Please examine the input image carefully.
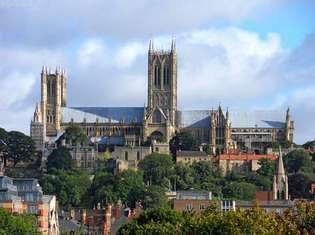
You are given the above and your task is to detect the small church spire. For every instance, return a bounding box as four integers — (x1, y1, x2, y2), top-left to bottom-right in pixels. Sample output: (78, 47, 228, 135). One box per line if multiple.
(277, 146, 285, 176)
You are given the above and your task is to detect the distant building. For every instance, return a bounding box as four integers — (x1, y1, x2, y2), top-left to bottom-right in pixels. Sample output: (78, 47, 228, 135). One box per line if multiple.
(112, 142, 170, 171)
(236, 200, 295, 214)
(0, 176, 59, 235)
(255, 148, 289, 202)
(173, 190, 212, 213)
(273, 148, 289, 200)
(31, 40, 294, 155)
(218, 153, 277, 175)
(176, 150, 210, 165)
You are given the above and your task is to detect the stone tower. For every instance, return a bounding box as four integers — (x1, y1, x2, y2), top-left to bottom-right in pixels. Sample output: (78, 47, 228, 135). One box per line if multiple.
(40, 66, 67, 137)
(147, 39, 177, 126)
(285, 108, 294, 142)
(30, 103, 44, 151)
(143, 40, 177, 142)
(273, 147, 289, 200)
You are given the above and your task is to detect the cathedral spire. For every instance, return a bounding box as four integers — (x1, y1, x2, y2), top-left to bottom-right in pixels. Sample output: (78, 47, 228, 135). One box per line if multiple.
(171, 38, 176, 52)
(149, 39, 154, 53)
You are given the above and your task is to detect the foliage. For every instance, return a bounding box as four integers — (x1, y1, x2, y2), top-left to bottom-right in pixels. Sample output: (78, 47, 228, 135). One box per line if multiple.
(169, 132, 198, 156)
(271, 140, 292, 149)
(119, 202, 315, 235)
(46, 146, 73, 173)
(0, 208, 40, 234)
(5, 131, 36, 166)
(142, 185, 169, 209)
(257, 158, 275, 178)
(302, 140, 315, 149)
(41, 170, 91, 209)
(284, 149, 313, 173)
(138, 153, 174, 186)
(222, 182, 257, 200)
(85, 169, 146, 208)
(288, 173, 315, 199)
(59, 125, 88, 146)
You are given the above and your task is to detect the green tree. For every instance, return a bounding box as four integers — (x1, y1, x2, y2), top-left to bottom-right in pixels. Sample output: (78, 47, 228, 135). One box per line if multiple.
(0, 208, 40, 234)
(288, 173, 315, 199)
(169, 132, 197, 156)
(59, 125, 88, 146)
(222, 182, 256, 200)
(115, 170, 145, 207)
(257, 158, 275, 178)
(142, 185, 169, 209)
(42, 170, 91, 209)
(174, 163, 194, 190)
(284, 149, 313, 173)
(46, 146, 72, 173)
(6, 131, 36, 166)
(138, 153, 174, 186)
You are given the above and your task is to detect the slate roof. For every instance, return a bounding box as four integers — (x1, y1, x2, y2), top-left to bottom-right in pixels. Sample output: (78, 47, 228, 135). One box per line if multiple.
(61, 107, 286, 129)
(177, 110, 286, 129)
(177, 110, 211, 128)
(61, 107, 144, 124)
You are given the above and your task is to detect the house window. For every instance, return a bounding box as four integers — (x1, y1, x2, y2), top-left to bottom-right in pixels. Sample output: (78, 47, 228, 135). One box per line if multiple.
(137, 152, 140, 161)
(125, 152, 128, 161)
(199, 204, 206, 210)
(185, 203, 193, 211)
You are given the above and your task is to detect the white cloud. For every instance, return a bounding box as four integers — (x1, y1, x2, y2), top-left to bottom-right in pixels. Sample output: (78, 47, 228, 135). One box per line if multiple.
(77, 39, 109, 67)
(0, 72, 35, 109)
(114, 42, 146, 69)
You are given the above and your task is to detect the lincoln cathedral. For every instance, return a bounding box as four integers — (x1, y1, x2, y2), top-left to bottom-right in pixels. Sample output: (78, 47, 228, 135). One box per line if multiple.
(30, 40, 294, 154)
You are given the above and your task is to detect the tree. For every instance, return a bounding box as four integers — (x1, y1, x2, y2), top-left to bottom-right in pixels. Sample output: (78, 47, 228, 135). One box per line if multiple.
(222, 182, 256, 200)
(118, 202, 315, 235)
(288, 173, 315, 199)
(138, 153, 174, 186)
(6, 131, 36, 166)
(42, 170, 91, 209)
(284, 149, 313, 173)
(0, 208, 40, 234)
(257, 158, 275, 178)
(46, 146, 73, 173)
(174, 163, 194, 190)
(142, 185, 169, 209)
(59, 125, 88, 146)
(115, 170, 145, 208)
(169, 132, 197, 156)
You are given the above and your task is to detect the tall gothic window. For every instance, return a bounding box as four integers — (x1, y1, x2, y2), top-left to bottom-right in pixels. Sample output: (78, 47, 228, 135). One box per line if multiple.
(153, 109, 161, 123)
(163, 66, 167, 87)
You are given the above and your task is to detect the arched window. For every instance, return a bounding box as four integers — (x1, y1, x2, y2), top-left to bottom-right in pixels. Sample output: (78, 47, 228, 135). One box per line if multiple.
(154, 66, 158, 87)
(125, 152, 128, 161)
(166, 67, 170, 86)
(157, 66, 161, 88)
(163, 66, 167, 87)
(153, 109, 161, 123)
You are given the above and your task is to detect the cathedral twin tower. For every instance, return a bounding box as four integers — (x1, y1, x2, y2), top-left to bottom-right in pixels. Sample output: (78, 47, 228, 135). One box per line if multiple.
(31, 40, 178, 150)
(31, 39, 293, 153)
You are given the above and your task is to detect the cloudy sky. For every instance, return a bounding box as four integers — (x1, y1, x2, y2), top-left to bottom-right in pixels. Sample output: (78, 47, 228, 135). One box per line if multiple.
(0, 0, 315, 144)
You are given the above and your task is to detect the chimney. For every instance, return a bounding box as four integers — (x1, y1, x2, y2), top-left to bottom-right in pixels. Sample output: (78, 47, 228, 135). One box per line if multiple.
(102, 204, 112, 235)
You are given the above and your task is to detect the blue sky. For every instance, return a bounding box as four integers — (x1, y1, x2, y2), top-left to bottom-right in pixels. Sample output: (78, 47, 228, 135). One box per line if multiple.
(0, 0, 315, 144)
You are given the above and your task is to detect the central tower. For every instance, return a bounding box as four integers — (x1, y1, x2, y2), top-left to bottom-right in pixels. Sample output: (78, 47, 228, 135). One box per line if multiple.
(143, 40, 177, 142)
(147, 39, 177, 126)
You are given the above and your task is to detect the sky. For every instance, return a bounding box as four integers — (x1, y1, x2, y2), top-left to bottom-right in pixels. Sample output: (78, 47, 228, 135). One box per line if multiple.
(0, 0, 315, 144)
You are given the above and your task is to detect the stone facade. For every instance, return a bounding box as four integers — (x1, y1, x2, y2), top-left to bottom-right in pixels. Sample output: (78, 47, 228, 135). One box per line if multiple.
(218, 153, 277, 175)
(31, 40, 294, 154)
(176, 150, 211, 165)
